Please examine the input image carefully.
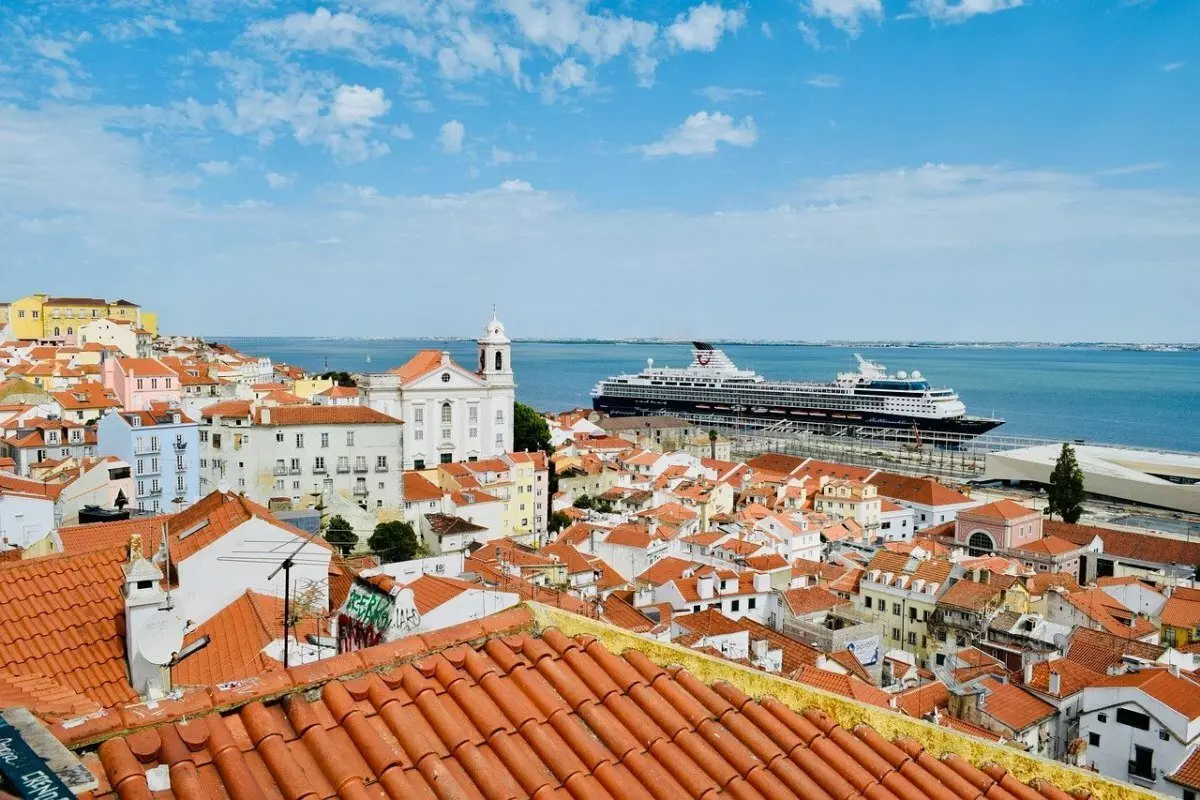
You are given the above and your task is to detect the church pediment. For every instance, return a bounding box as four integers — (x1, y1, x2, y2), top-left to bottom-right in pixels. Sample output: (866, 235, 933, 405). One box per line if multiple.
(403, 360, 487, 391)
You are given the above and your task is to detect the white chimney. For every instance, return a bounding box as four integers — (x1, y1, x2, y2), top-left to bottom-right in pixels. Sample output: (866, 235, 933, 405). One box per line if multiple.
(1049, 671, 1062, 695)
(751, 639, 768, 659)
(1023, 663, 1034, 684)
(753, 572, 771, 593)
(261, 407, 271, 425)
(698, 573, 715, 600)
(122, 534, 170, 698)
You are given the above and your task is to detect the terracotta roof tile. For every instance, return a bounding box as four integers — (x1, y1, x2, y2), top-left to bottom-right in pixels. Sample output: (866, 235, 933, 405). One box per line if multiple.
(388, 349, 445, 382)
(1096, 668, 1200, 720)
(782, 586, 850, 616)
(1017, 658, 1102, 699)
(895, 681, 950, 718)
(1171, 746, 1200, 791)
(976, 677, 1056, 731)
(403, 470, 444, 502)
(791, 665, 892, 707)
(1046, 520, 1200, 567)
(961, 500, 1038, 521)
(937, 579, 1002, 612)
(1161, 587, 1200, 629)
(1064, 627, 1166, 674)
(254, 405, 402, 426)
(867, 473, 973, 507)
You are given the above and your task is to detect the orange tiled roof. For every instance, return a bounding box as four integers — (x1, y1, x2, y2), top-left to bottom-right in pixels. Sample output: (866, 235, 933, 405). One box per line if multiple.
(403, 470, 443, 502)
(78, 606, 1090, 800)
(782, 586, 850, 616)
(937, 579, 1002, 612)
(254, 405, 402, 426)
(1018, 535, 1081, 556)
(1171, 746, 1200, 791)
(0, 545, 137, 708)
(1161, 586, 1200, 629)
(791, 664, 892, 707)
(0, 668, 103, 722)
(1097, 668, 1200, 720)
(388, 349, 445, 382)
(1019, 658, 1103, 699)
(977, 677, 1056, 732)
(1064, 627, 1166, 674)
(895, 681, 950, 718)
(961, 500, 1037, 521)
(1065, 587, 1157, 639)
(867, 473, 973, 507)
(1046, 520, 1200, 569)
(634, 556, 701, 586)
(114, 357, 176, 377)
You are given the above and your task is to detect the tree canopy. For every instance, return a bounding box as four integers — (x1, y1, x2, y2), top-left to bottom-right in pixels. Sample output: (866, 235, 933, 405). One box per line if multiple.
(549, 510, 572, 533)
(513, 402, 552, 454)
(320, 371, 357, 387)
(368, 520, 420, 564)
(1047, 442, 1086, 524)
(323, 514, 358, 555)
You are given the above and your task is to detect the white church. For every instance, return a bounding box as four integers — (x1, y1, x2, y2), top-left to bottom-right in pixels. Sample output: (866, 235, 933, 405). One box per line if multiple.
(360, 312, 516, 469)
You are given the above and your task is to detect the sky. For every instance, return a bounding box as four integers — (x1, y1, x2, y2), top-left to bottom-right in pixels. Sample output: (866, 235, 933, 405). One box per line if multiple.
(1, 0, 1197, 342)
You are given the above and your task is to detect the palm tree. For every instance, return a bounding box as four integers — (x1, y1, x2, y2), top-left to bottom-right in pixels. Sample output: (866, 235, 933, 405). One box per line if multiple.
(708, 429, 718, 460)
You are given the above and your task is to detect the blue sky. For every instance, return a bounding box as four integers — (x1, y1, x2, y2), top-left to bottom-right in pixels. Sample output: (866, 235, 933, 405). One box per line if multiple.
(1, 0, 1197, 341)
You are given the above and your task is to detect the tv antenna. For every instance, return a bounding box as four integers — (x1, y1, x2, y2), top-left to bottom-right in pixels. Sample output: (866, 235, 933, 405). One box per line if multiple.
(266, 525, 327, 668)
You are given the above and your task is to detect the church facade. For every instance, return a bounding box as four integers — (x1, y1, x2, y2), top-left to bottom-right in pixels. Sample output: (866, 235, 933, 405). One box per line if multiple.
(360, 313, 515, 469)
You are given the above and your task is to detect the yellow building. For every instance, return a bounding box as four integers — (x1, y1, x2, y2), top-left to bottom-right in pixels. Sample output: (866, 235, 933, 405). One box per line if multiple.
(0, 302, 9, 330)
(3, 294, 159, 340)
(9, 294, 47, 340)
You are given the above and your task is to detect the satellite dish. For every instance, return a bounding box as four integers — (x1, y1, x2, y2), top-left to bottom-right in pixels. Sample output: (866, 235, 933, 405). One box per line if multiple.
(137, 608, 188, 666)
(1053, 632, 1070, 652)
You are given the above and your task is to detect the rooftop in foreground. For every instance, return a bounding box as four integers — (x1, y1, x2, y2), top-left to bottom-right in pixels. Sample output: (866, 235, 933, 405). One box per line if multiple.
(57, 603, 1157, 800)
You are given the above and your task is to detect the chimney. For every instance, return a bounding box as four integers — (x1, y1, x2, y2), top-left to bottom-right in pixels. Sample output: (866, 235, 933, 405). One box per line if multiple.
(261, 407, 271, 425)
(1023, 662, 1034, 684)
(122, 533, 171, 698)
(1168, 664, 1180, 678)
(816, 654, 829, 670)
(753, 572, 771, 593)
(751, 639, 768, 659)
(698, 573, 715, 600)
(1049, 670, 1061, 695)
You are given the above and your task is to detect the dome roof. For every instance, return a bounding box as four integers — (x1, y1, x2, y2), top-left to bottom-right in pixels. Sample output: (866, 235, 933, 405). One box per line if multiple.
(479, 309, 510, 345)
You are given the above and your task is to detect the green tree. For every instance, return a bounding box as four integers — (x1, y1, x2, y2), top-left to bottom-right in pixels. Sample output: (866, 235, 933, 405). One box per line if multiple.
(549, 510, 571, 533)
(323, 514, 357, 555)
(573, 494, 593, 509)
(368, 520, 420, 563)
(513, 402, 552, 453)
(320, 371, 357, 387)
(1047, 443, 1086, 524)
(594, 498, 615, 514)
(708, 429, 718, 460)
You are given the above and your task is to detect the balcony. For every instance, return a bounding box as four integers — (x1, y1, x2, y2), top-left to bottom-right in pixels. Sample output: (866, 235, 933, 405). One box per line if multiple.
(1127, 763, 1158, 786)
(336, 464, 351, 474)
(134, 445, 160, 456)
(353, 464, 368, 473)
(273, 466, 288, 476)
(289, 467, 302, 475)
(353, 485, 369, 497)
(375, 464, 389, 473)
(173, 440, 187, 451)
(313, 466, 327, 474)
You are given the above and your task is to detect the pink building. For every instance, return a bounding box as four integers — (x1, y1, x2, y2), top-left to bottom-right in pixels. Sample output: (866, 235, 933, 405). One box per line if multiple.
(954, 499, 1042, 556)
(101, 356, 183, 411)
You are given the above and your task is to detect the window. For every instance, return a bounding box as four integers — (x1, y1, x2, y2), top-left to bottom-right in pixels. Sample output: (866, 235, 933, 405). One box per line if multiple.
(935, 653, 946, 666)
(468, 406, 478, 424)
(864, 597, 872, 610)
(165, 378, 171, 388)
(292, 481, 300, 490)
(469, 427, 477, 439)
(907, 632, 917, 646)
(53, 327, 61, 337)
(415, 430, 424, 441)
(377, 455, 388, 470)
(136, 459, 144, 475)
(176, 455, 185, 471)
(891, 628, 901, 640)
(200, 430, 209, 443)
(151, 458, 159, 473)
(968, 531, 995, 557)
(200, 459, 207, 468)
(892, 602, 901, 616)
(137, 480, 145, 496)
(496, 434, 504, 448)
(440, 453, 452, 464)
(414, 459, 425, 470)
(1117, 708, 1151, 730)
(295, 434, 304, 448)
(321, 433, 329, 448)
(136, 378, 144, 390)
(748, 597, 756, 609)
(176, 475, 185, 492)
(290, 458, 301, 472)
(1097, 713, 1107, 723)
(693, 605, 701, 613)
(1130, 745, 1155, 780)
(355, 456, 367, 471)
(495, 351, 503, 371)
(150, 378, 158, 389)
(238, 478, 246, 488)
(275, 479, 284, 491)
(731, 599, 740, 612)
(276, 432, 285, 442)
(441, 402, 452, 425)
(909, 607, 918, 620)
(346, 431, 354, 446)
(1160, 729, 1170, 741)
(314, 457, 326, 472)
(496, 408, 504, 424)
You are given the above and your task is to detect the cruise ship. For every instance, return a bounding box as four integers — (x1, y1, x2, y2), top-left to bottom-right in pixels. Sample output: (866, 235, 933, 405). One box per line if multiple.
(591, 343, 1004, 438)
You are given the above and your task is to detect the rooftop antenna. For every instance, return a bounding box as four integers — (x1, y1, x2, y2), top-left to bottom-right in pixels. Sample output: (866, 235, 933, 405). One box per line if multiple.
(266, 524, 326, 669)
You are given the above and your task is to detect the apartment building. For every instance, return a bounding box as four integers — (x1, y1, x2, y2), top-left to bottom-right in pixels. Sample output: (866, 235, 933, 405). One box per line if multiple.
(97, 404, 199, 513)
(198, 403, 404, 515)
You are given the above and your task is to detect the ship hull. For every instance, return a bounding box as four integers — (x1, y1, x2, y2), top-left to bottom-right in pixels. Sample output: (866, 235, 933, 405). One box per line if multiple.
(592, 394, 1003, 438)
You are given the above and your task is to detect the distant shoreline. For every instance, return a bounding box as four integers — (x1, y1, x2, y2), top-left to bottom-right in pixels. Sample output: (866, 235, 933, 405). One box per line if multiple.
(212, 336, 1199, 351)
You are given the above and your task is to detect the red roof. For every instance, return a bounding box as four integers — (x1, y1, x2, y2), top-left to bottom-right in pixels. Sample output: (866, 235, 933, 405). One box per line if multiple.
(1018, 535, 1081, 556)
(77, 607, 1085, 800)
(1160, 586, 1200, 629)
(782, 586, 850, 616)
(114, 357, 176, 377)
(867, 473, 973, 507)
(403, 471, 443, 502)
(977, 677, 1056, 731)
(895, 681, 950, 718)
(1046, 519, 1200, 567)
(254, 406, 402, 426)
(962, 499, 1038, 521)
(388, 349, 445, 382)
(1064, 627, 1166, 674)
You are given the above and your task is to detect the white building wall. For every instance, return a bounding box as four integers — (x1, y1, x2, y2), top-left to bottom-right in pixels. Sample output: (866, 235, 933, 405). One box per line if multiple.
(407, 588, 521, 635)
(175, 517, 331, 628)
(0, 492, 56, 550)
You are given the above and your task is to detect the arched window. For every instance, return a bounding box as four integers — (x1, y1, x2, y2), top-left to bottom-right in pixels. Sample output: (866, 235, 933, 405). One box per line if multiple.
(441, 402, 452, 425)
(66, 327, 73, 335)
(495, 350, 503, 371)
(53, 327, 60, 337)
(968, 531, 995, 557)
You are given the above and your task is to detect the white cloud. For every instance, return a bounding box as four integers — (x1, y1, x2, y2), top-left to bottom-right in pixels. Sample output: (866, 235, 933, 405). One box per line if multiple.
(639, 111, 758, 157)
(30, 38, 77, 64)
(248, 7, 373, 53)
(797, 20, 822, 48)
(761, 21, 773, 37)
(5, 106, 1200, 341)
(806, 73, 841, 88)
(498, 0, 658, 82)
(666, 3, 747, 52)
(330, 84, 389, 125)
(100, 16, 182, 41)
(436, 19, 523, 85)
(802, 0, 882, 37)
(695, 85, 763, 102)
(265, 172, 295, 188)
(542, 56, 590, 99)
(390, 123, 414, 139)
(489, 146, 537, 166)
(199, 160, 233, 175)
(909, 0, 1025, 23)
(440, 119, 465, 153)
(1162, 61, 1185, 72)
(1099, 162, 1167, 177)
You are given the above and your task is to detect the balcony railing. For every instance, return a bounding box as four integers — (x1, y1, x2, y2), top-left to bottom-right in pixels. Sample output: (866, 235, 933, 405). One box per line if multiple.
(134, 445, 160, 455)
(313, 466, 327, 474)
(289, 467, 302, 475)
(273, 466, 288, 476)
(1127, 763, 1158, 784)
(336, 464, 351, 473)
(375, 464, 388, 472)
(353, 486, 369, 497)
(353, 464, 369, 473)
